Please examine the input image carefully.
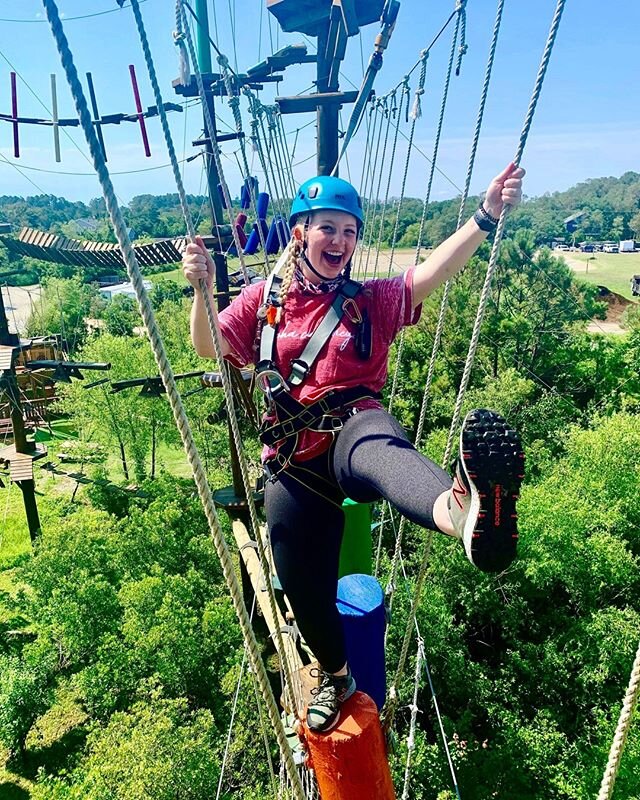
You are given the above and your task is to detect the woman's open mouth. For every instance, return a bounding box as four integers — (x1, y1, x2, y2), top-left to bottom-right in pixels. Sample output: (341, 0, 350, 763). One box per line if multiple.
(323, 251, 343, 267)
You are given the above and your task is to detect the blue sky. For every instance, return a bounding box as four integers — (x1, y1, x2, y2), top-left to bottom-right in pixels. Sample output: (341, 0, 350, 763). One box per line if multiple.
(0, 0, 638, 206)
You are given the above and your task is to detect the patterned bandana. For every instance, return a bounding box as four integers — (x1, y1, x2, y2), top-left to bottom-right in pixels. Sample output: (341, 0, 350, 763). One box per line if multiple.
(294, 266, 345, 294)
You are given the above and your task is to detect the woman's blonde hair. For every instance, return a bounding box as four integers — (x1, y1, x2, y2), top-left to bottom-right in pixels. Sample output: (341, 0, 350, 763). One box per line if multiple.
(275, 230, 303, 324)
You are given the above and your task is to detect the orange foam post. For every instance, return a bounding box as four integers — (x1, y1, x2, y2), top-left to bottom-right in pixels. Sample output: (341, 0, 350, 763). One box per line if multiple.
(304, 691, 396, 800)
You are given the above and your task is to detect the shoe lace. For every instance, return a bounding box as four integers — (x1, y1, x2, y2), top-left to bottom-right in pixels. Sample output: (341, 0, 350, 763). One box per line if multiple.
(310, 672, 349, 704)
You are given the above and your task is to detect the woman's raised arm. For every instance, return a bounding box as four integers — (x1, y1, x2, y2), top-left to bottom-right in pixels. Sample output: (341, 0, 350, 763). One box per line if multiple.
(411, 163, 525, 309)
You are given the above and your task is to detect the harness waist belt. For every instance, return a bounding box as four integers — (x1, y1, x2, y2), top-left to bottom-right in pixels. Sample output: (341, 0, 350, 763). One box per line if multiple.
(259, 385, 379, 447)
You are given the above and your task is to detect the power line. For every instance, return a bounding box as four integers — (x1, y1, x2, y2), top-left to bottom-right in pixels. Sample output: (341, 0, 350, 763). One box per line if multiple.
(0, 152, 47, 194)
(0, 0, 149, 24)
(0, 155, 193, 178)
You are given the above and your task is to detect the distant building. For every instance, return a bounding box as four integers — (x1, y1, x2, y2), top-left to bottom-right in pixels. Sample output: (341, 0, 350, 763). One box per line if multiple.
(99, 280, 151, 301)
(69, 217, 101, 235)
(564, 212, 586, 234)
(0, 222, 12, 235)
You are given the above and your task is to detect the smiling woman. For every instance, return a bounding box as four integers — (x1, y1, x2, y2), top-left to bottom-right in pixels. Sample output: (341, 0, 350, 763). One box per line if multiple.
(182, 168, 526, 732)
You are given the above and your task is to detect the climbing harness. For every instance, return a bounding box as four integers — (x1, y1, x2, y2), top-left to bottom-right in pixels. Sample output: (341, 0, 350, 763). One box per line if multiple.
(256, 271, 376, 480)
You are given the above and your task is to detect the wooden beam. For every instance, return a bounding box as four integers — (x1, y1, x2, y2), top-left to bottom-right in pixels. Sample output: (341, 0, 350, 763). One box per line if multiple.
(231, 518, 308, 712)
(276, 90, 359, 115)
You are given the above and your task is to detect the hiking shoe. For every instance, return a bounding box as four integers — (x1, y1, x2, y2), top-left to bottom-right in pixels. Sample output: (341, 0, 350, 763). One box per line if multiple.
(306, 668, 356, 732)
(447, 409, 524, 573)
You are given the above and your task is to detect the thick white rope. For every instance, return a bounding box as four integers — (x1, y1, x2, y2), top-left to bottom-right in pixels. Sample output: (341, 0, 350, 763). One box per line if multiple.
(129, 0, 298, 715)
(400, 638, 424, 800)
(414, 0, 465, 265)
(41, 3, 305, 796)
(385, 0, 506, 617)
(385, 4, 464, 613)
(442, 0, 567, 466)
(597, 638, 640, 800)
(416, 0, 506, 457)
(384, 0, 567, 736)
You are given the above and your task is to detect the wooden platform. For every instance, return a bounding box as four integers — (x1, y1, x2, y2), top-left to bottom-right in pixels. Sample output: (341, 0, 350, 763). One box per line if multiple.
(0, 443, 47, 482)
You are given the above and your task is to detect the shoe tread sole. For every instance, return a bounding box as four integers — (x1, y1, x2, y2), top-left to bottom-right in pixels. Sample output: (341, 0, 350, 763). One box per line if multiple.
(460, 409, 524, 573)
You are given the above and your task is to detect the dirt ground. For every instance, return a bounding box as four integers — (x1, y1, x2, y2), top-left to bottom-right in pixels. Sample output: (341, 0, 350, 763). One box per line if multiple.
(560, 253, 630, 334)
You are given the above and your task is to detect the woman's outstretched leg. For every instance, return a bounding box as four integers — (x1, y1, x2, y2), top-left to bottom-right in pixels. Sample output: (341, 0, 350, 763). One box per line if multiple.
(333, 408, 523, 572)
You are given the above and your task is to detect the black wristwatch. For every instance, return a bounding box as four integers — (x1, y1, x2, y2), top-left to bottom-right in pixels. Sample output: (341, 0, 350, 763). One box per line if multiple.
(473, 203, 499, 232)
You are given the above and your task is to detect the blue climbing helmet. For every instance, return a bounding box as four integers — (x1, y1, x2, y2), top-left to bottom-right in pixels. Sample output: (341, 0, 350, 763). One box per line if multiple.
(289, 176, 364, 230)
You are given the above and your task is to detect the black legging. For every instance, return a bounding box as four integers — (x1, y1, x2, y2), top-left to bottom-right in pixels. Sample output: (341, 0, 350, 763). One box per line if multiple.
(265, 408, 452, 673)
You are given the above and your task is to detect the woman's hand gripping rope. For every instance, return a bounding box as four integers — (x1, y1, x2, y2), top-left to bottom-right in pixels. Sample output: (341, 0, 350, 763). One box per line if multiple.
(483, 161, 526, 219)
(182, 235, 215, 290)
(182, 236, 233, 360)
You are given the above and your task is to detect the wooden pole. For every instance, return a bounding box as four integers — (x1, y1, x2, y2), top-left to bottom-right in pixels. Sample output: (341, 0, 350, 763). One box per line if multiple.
(316, 23, 340, 176)
(304, 692, 396, 800)
(4, 369, 41, 542)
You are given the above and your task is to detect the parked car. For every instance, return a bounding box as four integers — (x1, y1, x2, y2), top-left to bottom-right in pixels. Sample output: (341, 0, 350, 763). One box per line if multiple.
(580, 244, 595, 252)
(603, 243, 618, 253)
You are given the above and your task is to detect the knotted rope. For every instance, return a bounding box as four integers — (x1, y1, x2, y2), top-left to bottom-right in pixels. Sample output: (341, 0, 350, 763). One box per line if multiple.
(443, 0, 567, 466)
(383, 0, 567, 736)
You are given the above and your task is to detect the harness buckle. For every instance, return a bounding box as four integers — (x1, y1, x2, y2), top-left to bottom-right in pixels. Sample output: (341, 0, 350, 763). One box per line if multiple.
(263, 451, 290, 482)
(289, 358, 310, 385)
(256, 366, 289, 399)
(322, 415, 345, 432)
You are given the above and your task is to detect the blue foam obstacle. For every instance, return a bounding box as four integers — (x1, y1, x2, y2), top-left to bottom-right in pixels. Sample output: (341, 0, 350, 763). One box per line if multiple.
(241, 176, 259, 209)
(243, 192, 271, 255)
(337, 574, 386, 710)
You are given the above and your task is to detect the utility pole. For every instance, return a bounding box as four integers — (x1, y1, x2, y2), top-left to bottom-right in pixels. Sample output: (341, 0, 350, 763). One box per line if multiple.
(316, 23, 340, 176)
(0, 280, 42, 542)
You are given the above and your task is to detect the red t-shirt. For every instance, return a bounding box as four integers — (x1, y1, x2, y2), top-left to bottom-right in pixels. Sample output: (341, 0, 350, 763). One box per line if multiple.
(218, 268, 421, 461)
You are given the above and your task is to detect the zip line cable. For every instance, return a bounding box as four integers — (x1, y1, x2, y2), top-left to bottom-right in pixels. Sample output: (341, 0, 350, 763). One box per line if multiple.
(363, 96, 395, 278)
(371, 85, 408, 280)
(0, 1, 149, 24)
(0, 155, 194, 178)
(41, 3, 305, 796)
(0, 152, 48, 194)
(359, 98, 389, 279)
